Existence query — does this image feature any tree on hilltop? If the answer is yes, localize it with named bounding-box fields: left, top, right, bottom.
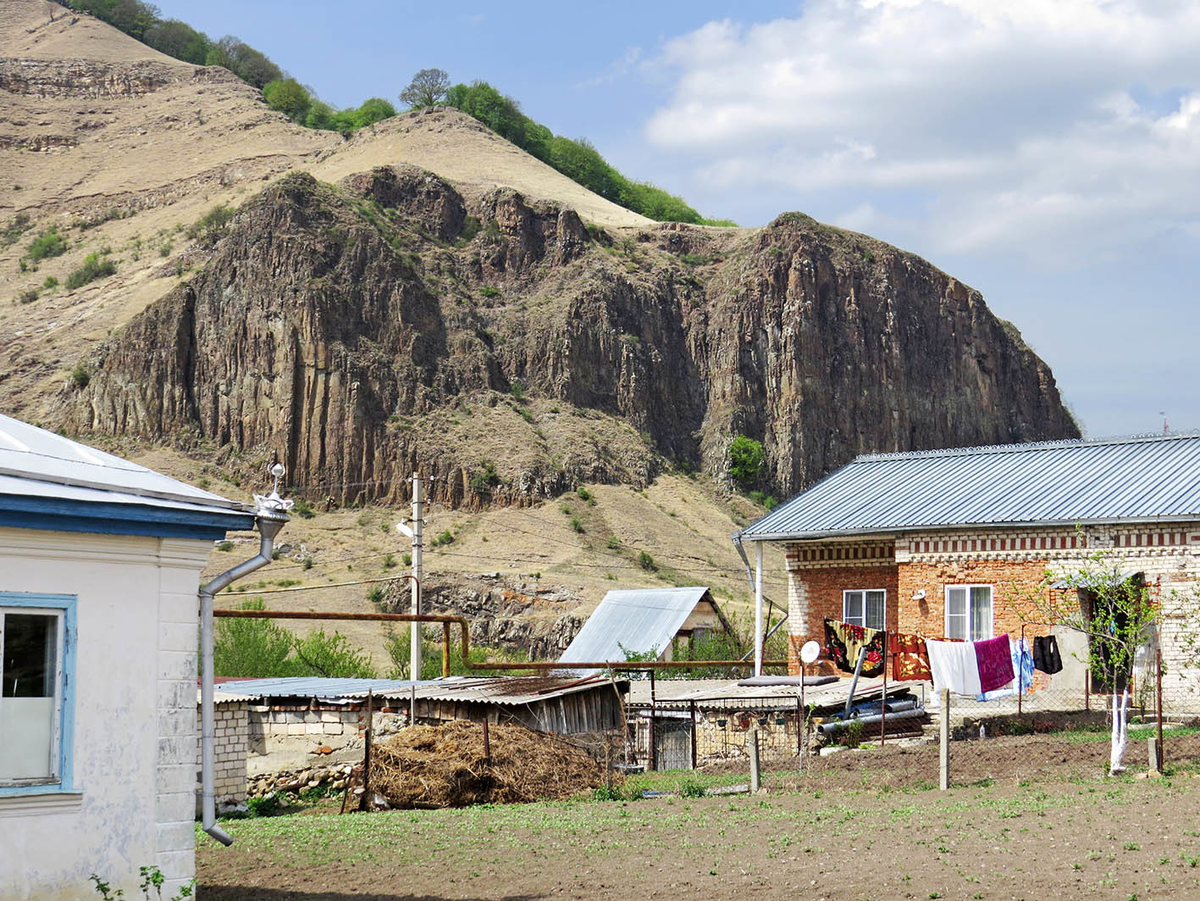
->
left=400, top=68, right=450, bottom=109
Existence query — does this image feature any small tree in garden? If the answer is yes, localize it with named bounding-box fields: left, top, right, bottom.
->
left=1026, top=553, right=1159, bottom=775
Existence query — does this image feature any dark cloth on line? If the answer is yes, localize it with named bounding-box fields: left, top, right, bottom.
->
left=974, top=634, right=1015, bottom=693
left=888, top=631, right=932, bottom=682
left=824, top=619, right=886, bottom=677
left=1033, top=635, right=1063, bottom=674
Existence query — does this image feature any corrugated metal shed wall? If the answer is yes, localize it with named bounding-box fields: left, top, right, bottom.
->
left=558, top=587, right=711, bottom=664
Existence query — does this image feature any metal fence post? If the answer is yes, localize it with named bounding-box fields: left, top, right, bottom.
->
left=939, top=688, right=950, bottom=791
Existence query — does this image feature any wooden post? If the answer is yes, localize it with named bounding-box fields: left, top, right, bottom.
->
left=939, top=688, right=950, bottom=791
left=482, top=715, right=491, bottom=765
left=649, top=669, right=657, bottom=771
left=689, top=700, right=698, bottom=770
left=749, top=726, right=761, bottom=793
left=359, top=689, right=374, bottom=811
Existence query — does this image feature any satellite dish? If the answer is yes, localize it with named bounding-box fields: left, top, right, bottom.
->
left=799, top=640, right=820, bottom=665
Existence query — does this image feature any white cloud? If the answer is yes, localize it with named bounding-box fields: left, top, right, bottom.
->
left=645, top=0, right=1200, bottom=263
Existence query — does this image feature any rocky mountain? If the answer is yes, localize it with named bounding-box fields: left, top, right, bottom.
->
left=68, top=163, right=1077, bottom=507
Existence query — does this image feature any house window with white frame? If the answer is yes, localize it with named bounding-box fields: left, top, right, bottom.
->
left=843, top=589, right=886, bottom=631
left=0, top=595, right=75, bottom=792
left=945, top=585, right=993, bottom=641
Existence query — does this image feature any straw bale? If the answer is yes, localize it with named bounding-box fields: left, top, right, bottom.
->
left=368, top=720, right=609, bottom=808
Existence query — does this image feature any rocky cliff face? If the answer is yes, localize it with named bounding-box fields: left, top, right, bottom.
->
left=69, top=165, right=1079, bottom=506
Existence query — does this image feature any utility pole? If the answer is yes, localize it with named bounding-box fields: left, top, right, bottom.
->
left=395, top=473, right=425, bottom=680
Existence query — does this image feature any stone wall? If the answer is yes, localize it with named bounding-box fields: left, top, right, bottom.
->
left=247, top=704, right=408, bottom=756
left=195, top=701, right=248, bottom=808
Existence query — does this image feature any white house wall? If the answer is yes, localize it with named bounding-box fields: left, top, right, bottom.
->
left=0, top=528, right=209, bottom=901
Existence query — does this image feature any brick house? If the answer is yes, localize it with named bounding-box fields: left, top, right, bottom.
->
left=737, top=433, right=1200, bottom=709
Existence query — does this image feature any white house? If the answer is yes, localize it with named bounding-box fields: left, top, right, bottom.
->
left=0, top=414, right=274, bottom=899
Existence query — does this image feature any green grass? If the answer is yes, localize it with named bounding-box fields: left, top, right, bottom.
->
left=1061, top=725, right=1199, bottom=744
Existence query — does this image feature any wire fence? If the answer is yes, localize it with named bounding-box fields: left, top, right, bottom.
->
left=620, top=651, right=1199, bottom=781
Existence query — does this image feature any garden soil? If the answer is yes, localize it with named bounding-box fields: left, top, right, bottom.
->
left=200, top=730, right=1200, bottom=900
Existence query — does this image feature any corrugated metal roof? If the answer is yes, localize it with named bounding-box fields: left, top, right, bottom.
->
left=214, top=675, right=622, bottom=705
left=558, top=587, right=712, bottom=666
left=0, top=413, right=252, bottom=516
left=741, top=432, right=1200, bottom=541
left=214, top=677, right=421, bottom=699
left=412, top=675, right=623, bottom=705
left=627, top=676, right=891, bottom=710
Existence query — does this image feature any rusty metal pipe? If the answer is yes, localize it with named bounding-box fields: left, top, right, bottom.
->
left=212, top=609, right=787, bottom=673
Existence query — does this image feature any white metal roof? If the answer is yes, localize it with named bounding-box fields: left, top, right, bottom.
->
left=741, top=432, right=1200, bottom=541
left=0, top=413, right=252, bottom=514
left=558, top=587, right=714, bottom=666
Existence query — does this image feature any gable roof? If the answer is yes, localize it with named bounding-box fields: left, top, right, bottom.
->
left=559, top=587, right=717, bottom=665
left=740, top=432, right=1200, bottom=542
left=0, top=413, right=255, bottom=539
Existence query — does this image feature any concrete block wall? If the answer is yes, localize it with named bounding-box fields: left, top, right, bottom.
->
left=246, top=705, right=407, bottom=755
left=195, top=701, right=249, bottom=806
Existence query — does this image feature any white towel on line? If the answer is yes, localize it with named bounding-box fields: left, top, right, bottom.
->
left=926, top=639, right=982, bottom=696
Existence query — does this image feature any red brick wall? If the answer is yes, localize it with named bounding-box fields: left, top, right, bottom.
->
left=787, top=564, right=898, bottom=674
left=895, top=558, right=1056, bottom=641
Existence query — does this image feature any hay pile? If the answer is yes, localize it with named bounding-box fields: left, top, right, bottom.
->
left=367, top=720, right=610, bottom=808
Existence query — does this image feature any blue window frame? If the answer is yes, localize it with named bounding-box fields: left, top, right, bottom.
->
left=0, top=592, right=76, bottom=795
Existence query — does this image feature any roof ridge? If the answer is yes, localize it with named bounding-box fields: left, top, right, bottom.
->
left=854, top=430, right=1200, bottom=463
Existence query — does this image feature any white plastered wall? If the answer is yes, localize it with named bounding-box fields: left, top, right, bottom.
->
left=0, top=527, right=209, bottom=901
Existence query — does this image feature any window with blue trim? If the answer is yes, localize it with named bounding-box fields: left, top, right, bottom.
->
left=0, top=594, right=75, bottom=793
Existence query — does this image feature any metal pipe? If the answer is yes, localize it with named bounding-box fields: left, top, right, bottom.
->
left=754, top=541, right=764, bottom=676
left=214, top=608, right=788, bottom=673
left=815, top=706, right=926, bottom=736
left=200, top=506, right=288, bottom=846
left=843, top=646, right=868, bottom=719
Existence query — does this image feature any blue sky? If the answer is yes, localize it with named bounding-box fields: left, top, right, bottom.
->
left=156, top=0, right=1200, bottom=439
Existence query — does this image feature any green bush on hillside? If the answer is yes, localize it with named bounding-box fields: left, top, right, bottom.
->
left=444, top=79, right=734, bottom=226
left=65, top=253, right=116, bottom=290
left=728, top=435, right=765, bottom=487
left=25, top=228, right=68, bottom=262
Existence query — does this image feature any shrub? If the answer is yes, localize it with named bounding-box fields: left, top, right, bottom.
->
left=510, top=379, right=526, bottom=401
left=636, top=551, right=656, bottom=571
left=25, top=228, right=68, bottom=262
left=187, top=204, right=235, bottom=247
left=570, top=518, right=585, bottom=534
left=69, top=363, right=90, bottom=390
left=65, top=253, right=116, bottom=290
left=16, top=288, right=38, bottom=305
left=748, top=490, right=778, bottom=510
left=592, top=785, right=623, bottom=802
left=217, top=540, right=234, bottom=552
left=1, top=212, right=30, bottom=248
left=383, top=553, right=397, bottom=569
left=678, top=778, right=706, bottom=799
left=42, top=275, right=58, bottom=291
left=292, top=498, right=315, bottom=518
left=470, top=461, right=502, bottom=492
left=367, top=585, right=386, bottom=607
left=430, top=529, right=454, bottom=548
left=728, top=435, right=765, bottom=487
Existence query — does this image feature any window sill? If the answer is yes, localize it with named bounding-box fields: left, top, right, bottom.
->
left=0, top=789, right=83, bottom=816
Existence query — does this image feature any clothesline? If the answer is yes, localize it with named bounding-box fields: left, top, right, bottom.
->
left=821, top=617, right=1064, bottom=698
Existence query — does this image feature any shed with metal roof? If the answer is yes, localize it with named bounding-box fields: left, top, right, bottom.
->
left=558, top=587, right=735, bottom=670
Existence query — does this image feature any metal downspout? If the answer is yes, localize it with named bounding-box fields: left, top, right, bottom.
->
left=199, top=477, right=290, bottom=846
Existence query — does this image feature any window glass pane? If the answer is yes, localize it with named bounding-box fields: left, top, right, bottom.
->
left=946, top=588, right=967, bottom=639
left=0, top=613, right=58, bottom=781
left=970, top=586, right=993, bottom=640
left=865, top=591, right=885, bottom=630
left=843, top=591, right=864, bottom=625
